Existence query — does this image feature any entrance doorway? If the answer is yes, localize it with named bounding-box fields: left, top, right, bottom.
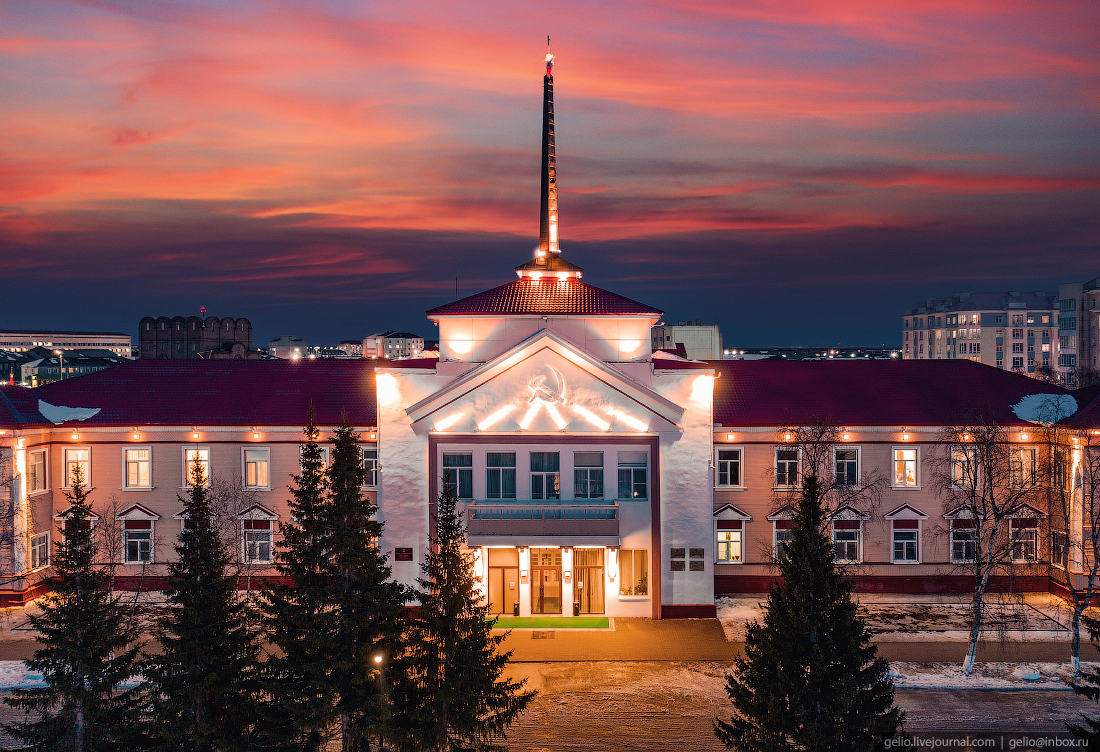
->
left=574, top=548, right=605, bottom=614
left=486, top=548, right=519, bottom=616
left=531, top=547, right=562, bottom=614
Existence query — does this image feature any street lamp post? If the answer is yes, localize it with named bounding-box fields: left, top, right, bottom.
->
left=374, top=654, right=386, bottom=750
left=54, top=350, right=63, bottom=381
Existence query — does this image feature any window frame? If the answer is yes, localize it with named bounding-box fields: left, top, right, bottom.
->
left=29, top=532, right=49, bottom=570
left=242, top=447, right=271, bottom=490
left=1010, top=518, right=1040, bottom=563
left=298, top=445, right=329, bottom=470
left=951, top=445, right=979, bottom=489
left=1011, top=447, right=1038, bottom=489
left=832, top=523, right=861, bottom=564
left=833, top=446, right=860, bottom=488
left=618, top=548, right=649, bottom=597
left=28, top=448, right=48, bottom=495
left=616, top=451, right=648, bottom=500
left=361, top=446, right=378, bottom=489
left=891, top=446, right=920, bottom=489
left=443, top=451, right=474, bottom=500
left=773, top=447, right=801, bottom=490
left=949, top=519, right=976, bottom=563
left=123, top=446, right=153, bottom=490
left=715, top=522, right=744, bottom=564
left=572, top=451, right=603, bottom=500
left=891, top=521, right=920, bottom=563
left=486, top=451, right=518, bottom=500
left=62, top=446, right=92, bottom=490
left=182, top=446, right=211, bottom=488
left=715, top=446, right=744, bottom=489
left=117, top=505, right=160, bottom=565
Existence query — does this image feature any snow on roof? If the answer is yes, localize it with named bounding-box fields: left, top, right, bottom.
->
left=37, top=400, right=101, bottom=425
left=1010, top=394, right=1078, bottom=425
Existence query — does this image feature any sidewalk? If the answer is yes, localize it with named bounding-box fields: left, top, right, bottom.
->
left=496, top=618, right=1082, bottom=663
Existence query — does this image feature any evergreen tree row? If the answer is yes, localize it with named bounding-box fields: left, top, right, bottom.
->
left=5, top=411, right=534, bottom=751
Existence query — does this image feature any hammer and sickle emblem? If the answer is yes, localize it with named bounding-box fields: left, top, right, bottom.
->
left=527, top=366, right=566, bottom=404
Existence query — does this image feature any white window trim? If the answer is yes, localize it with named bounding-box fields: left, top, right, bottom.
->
left=239, top=505, right=279, bottom=565
left=884, top=504, right=928, bottom=564
left=832, top=445, right=862, bottom=489
left=117, top=504, right=161, bottom=566
left=714, top=504, right=752, bottom=564
left=891, top=445, right=921, bottom=490
left=242, top=446, right=271, bottom=490
left=29, top=532, right=50, bottom=570
left=773, top=447, right=801, bottom=491
left=122, top=445, right=154, bottom=490
left=181, top=446, right=211, bottom=489
left=1011, top=446, right=1039, bottom=489
left=950, top=445, right=979, bottom=490
left=361, top=445, right=379, bottom=489
left=714, top=446, right=745, bottom=490
left=767, top=506, right=795, bottom=558
left=27, top=447, right=49, bottom=496
left=61, top=446, right=92, bottom=490
left=827, top=507, right=867, bottom=564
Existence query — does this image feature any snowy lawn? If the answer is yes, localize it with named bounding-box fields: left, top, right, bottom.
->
left=890, top=662, right=1091, bottom=690
left=717, top=594, right=1086, bottom=642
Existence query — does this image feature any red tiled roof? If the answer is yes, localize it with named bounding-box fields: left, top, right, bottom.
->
left=426, top=278, right=662, bottom=317
left=709, top=359, right=1073, bottom=427
left=1066, top=386, right=1100, bottom=429
left=0, top=360, right=378, bottom=428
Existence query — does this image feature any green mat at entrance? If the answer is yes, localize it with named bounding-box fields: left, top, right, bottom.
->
left=489, top=617, right=610, bottom=629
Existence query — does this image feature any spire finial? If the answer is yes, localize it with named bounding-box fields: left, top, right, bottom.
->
left=539, top=44, right=558, bottom=256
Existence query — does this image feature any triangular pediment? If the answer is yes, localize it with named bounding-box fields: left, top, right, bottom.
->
left=406, top=329, right=685, bottom=434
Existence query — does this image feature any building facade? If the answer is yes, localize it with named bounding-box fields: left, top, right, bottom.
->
left=2, top=61, right=1100, bottom=615
left=901, top=291, right=1058, bottom=374
left=139, top=316, right=252, bottom=360
left=363, top=332, right=425, bottom=360
left=650, top=322, right=722, bottom=360
left=0, top=330, right=131, bottom=357
left=1056, top=277, right=1100, bottom=382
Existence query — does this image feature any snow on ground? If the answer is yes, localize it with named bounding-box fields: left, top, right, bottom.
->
left=717, top=594, right=1081, bottom=642
left=891, top=662, right=1091, bottom=690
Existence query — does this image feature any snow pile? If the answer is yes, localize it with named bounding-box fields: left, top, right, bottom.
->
left=0, top=661, right=45, bottom=689
left=891, top=661, right=1084, bottom=690
left=37, top=400, right=101, bottom=425
left=1011, top=394, right=1078, bottom=425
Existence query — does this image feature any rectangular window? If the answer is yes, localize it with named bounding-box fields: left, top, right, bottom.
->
left=28, top=450, right=47, bottom=493
left=30, top=532, right=49, bottom=570
left=617, top=452, right=647, bottom=499
left=243, top=520, right=273, bottom=563
left=893, top=448, right=918, bottom=487
left=486, top=452, right=517, bottom=499
left=1011, top=447, right=1037, bottom=487
left=775, top=449, right=799, bottom=488
left=125, top=448, right=151, bottom=489
left=716, top=521, right=743, bottom=563
left=361, top=447, right=378, bottom=488
left=443, top=452, right=474, bottom=499
left=773, top=521, right=793, bottom=557
left=1051, top=532, right=1068, bottom=569
left=244, top=448, right=270, bottom=489
left=1011, top=519, right=1039, bottom=562
left=892, top=520, right=919, bottom=562
left=951, top=446, right=978, bottom=488
left=619, top=549, right=648, bottom=595
left=183, top=448, right=210, bottom=487
left=572, top=452, right=603, bottom=499
left=832, top=521, right=860, bottom=563
left=716, top=448, right=742, bottom=487
left=529, top=452, right=560, bottom=500
left=64, top=448, right=91, bottom=488
left=834, top=448, right=858, bottom=487
left=124, top=520, right=152, bottom=563
left=951, top=520, right=976, bottom=562
left=298, top=445, right=329, bottom=469
left=1012, top=343, right=1023, bottom=353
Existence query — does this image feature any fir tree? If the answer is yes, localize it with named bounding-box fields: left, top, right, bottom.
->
left=3, top=466, right=144, bottom=751
left=142, top=458, right=262, bottom=751
left=259, top=415, right=409, bottom=751
left=393, top=476, right=535, bottom=752
left=715, top=475, right=903, bottom=752
left=1068, top=614, right=1100, bottom=743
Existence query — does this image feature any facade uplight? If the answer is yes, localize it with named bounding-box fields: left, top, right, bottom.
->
left=433, top=412, right=465, bottom=432
left=477, top=405, right=516, bottom=431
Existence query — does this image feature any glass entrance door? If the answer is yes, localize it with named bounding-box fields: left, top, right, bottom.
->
left=574, top=548, right=605, bottom=614
left=531, top=547, right=562, bottom=614
left=486, top=548, right=519, bottom=616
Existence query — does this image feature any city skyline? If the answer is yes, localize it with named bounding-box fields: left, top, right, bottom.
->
left=2, top=0, right=1098, bottom=346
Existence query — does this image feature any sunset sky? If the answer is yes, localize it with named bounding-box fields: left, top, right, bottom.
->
left=2, top=0, right=1098, bottom=347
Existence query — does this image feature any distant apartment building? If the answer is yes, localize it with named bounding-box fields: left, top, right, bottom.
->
left=901, top=291, right=1057, bottom=375
left=363, top=331, right=424, bottom=360
left=1056, top=276, right=1100, bottom=382
left=336, top=339, right=363, bottom=357
left=0, top=347, right=129, bottom=386
left=650, top=321, right=722, bottom=360
left=139, top=316, right=252, bottom=359
left=0, top=329, right=131, bottom=357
